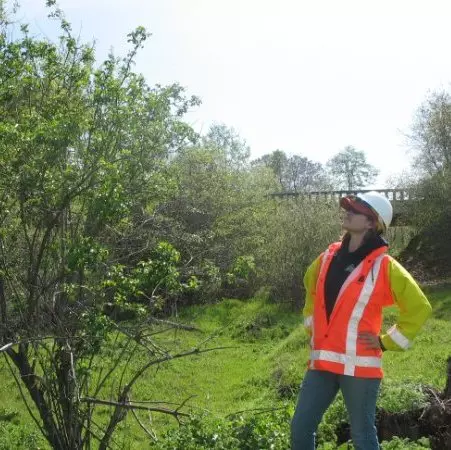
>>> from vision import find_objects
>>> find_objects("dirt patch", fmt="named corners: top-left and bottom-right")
top-left (377, 387), bottom-right (451, 449)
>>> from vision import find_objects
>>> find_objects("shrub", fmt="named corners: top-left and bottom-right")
top-left (155, 408), bottom-right (292, 450)
top-left (378, 380), bottom-right (428, 413)
top-left (380, 436), bottom-right (430, 449)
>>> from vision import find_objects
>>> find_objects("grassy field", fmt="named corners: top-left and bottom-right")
top-left (0, 283), bottom-right (450, 449)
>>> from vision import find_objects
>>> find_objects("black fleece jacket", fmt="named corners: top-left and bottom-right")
top-left (324, 233), bottom-right (388, 321)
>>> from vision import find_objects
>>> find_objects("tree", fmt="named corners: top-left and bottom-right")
top-left (327, 146), bottom-right (379, 190)
top-left (284, 155), bottom-right (331, 192)
top-left (202, 123), bottom-right (250, 170)
top-left (253, 150), bottom-right (330, 192)
top-left (162, 140), bottom-right (280, 303)
top-left (409, 90), bottom-right (451, 176)
top-left (252, 150), bottom-right (288, 187)
top-left (0, 4), bottom-right (208, 449)
top-left (399, 90), bottom-right (451, 278)
top-left (406, 89), bottom-right (451, 230)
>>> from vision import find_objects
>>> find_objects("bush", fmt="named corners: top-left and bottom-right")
top-left (258, 199), bottom-right (339, 307)
top-left (316, 394), bottom-right (348, 447)
top-left (154, 415), bottom-right (239, 450)
top-left (380, 436), bottom-right (430, 449)
top-left (378, 380), bottom-right (428, 413)
top-left (155, 408), bottom-right (292, 450)
top-left (154, 409), bottom-right (432, 450)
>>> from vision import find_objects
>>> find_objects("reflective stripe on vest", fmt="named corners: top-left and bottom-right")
top-left (310, 350), bottom-right (381, 368)
top-left (313, 253), bottom-right (385, 376)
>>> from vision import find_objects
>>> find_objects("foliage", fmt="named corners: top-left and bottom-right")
top-left (0, 7), bottom-right (336, 447)
top-left (409, 90), bottom-right (451, 176)
top-left (378, 380), bottom-right (428, 413)
top-left (161, 138), bottom-right (280, 303)
top-left (326, 145), bottom-right (379, 190)
top-left (0, 3), bottom-right (200, 449)
top-left (202, 123), bottom-right (251, 170)
top-left (228, 255), bottom-right (256, 280)
top-left (165, 138), bottom-right (338, 308)
top-left (316, 394), bottom-right (348, 446)
top-left (253, 150), bottom-right (331, 192)
top-left (380, 437), bottom-right (430, 449)
top-left (225, 255), bottom-right (256, 292)
top-left (257, 198), bottom-right (339, 307)
top-left (101, 241), bottom-right (183, 312)
top-left (253, 149), bottom-right (288, 187)
top-left (283, 154), bottom-right (331, 192)
top-left (154, 408), bottom-right (292, 450)
top-left (407, 169), bottom-right (451, 230)
top-left (401, 89), bottom-right (451, 276)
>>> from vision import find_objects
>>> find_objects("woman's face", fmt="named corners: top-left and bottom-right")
top-left (342, 209), bottom-right (374, 233)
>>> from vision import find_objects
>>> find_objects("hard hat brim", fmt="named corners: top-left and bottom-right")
top-left (339, 196), bottom-right (378, 221)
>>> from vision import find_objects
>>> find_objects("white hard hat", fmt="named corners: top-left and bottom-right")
top-left (356, 191), bottom-right (393, 230)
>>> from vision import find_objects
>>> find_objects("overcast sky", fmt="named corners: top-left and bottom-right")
top-left (17, 0), bottom-right (451, 187)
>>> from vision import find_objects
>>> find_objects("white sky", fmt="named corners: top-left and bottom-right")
top-left (17, 0), bottom-right (451, 187)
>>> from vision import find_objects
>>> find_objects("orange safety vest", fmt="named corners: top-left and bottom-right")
top-left (308, 241), bottom-right (393, 378)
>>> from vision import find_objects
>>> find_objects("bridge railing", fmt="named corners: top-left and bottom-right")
top-left (271, 188), bottom-right (414, 202)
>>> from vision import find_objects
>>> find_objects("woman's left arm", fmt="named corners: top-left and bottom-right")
top-left (379, 257), bottom-right (433, 352)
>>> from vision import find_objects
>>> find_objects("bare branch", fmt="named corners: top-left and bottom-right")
top-left (79, 397), bottom-right (190, 417)
top-left (131, 408), bottom-right (158, 442)
top-left (92, 335), bottom-right (133, 399)
top-left (98, 345), bottom-right (231, 449)
top-left (118, 341), bottom-right (138, 392)
top-left (125, 345), bottom-right (234, 396)
top-left (111, 323), bottom-right (169, 357)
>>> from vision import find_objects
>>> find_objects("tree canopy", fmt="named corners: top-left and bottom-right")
top-left (326, 145), bottom-right (379, 190)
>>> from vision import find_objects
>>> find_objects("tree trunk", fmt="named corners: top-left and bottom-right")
top-left (56, 344), bottom-right (83, 449)
top-left (7, 343), bottom-right (85, 450)
top-left (444, 356), bottom-right (451, 400)
top-left (7, 345), bottom-right (63, 449)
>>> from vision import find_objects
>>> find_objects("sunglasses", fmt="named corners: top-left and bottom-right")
top-left (345, 198), bottom-right (377, 220)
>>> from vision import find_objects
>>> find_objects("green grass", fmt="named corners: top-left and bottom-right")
top-left (0, 285), bottom-right (450, 449)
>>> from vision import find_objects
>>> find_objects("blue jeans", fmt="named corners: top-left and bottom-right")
top-left (291, 369), bottom-right (381, 450)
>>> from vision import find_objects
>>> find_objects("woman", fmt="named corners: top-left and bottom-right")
top-left (291, 191), bottom-right (432, 450)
